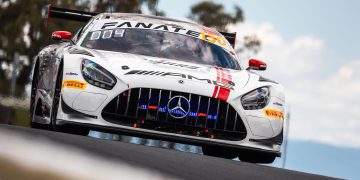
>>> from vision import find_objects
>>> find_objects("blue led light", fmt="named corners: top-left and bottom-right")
top-left (188, 112), bottom-right (197, 117)
top-left (138, 104), bottom-right (218, 120)
top-left (170, 109), bottom-right (186, 115)
top-left (158, 107), bottom-right (167, 112)
top-left (140, 105), bottom-right (147, 109)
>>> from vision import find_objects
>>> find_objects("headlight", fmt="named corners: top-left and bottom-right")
top-left (81, 59), bottom-right (117, 90)
top-left (241, 87), bottom-right (270, 110)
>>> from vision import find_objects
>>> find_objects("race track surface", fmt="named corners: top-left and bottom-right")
top-left (0, 125), bottom-right (335, 180)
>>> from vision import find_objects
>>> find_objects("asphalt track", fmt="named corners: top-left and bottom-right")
top-left (0, 124), bottom-right (335, 180)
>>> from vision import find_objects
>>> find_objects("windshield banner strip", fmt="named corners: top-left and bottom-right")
top-left (93, 19), bottom-right (231, 49)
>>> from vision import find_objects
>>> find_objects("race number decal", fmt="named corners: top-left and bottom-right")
top-left (102, 30), bottom-right (113, 39)
top-left (114, 29), bottom-right (125, 37)
top-left (90, 31), bottom-right (101, 40)
top-left (90, 29), bottom-right (125, 40)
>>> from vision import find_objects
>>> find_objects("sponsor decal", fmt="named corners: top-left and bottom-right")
top-left (124, 70), bottom-right (235, 90)
top-left (65, 72), bottom-right (78, 76)
top-left (145, 59), bottom-right (200, 70)
top-left (273, 102), bottom-right (283, 107)
top-left (200, 31), bottom-right (226, 46)
top-left (264, 108), bottom-right (284, 120)
top-left (62, 80), bottom-right (87, 90)
top-left (97, 20), bottom-right (229, 48)
top-left (121, 65), bottom-right (130, 70)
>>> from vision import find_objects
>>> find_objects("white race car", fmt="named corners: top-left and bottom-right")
top-left (30, 5), bottom-right (286, 163)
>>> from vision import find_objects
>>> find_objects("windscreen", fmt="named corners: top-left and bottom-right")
top-left (81, 28), bottom-right (241, 70)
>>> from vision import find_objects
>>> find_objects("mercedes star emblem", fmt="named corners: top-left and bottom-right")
top-left (167, 96), bottom-right (190, 119)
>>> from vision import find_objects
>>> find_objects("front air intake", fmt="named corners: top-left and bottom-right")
top-left (102, 88), bottom-right (247, 141)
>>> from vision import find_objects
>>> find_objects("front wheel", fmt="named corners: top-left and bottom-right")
top-left (55, 124), bottom-right (90, 136)
top-left (202, 145), bottom-right (238, 159)
top-left (30, 61), bottom-right (51, 130)
top-left (238, 151), bottom-right (276, 164)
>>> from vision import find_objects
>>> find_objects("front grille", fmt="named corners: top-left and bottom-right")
top-left (102, 88), bottom-right (247, 141)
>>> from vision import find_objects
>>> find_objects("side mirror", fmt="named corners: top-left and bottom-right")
top-left (248, 59), bottom-right (267, 71)
top-left (51, 31), bottom-right (72, 41)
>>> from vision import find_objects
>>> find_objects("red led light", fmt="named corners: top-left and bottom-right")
top-left (210, 134), bottom-right (215, 139)
top-left (133, 123), bottom-right (137, 128)
top-left (198, 113), bottom-right (207, 117)
top-left (148, 106), bottom-right (158, 109)
top-left (141, 120), bottom-right (145, 124)
top-left (205, 129), bottom-right (209, 133)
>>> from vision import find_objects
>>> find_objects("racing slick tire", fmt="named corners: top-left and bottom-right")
top-left (202, 145), bottom-right (238, 159)
top-left (29, 61), bottom-right (51, 130)
top-left (238, 151), bottom-right (276, 164)
top-left (49, 64), bottom-right (89, 136)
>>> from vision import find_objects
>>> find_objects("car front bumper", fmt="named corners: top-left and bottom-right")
top-left (56, 118), bottom-right (281, 157)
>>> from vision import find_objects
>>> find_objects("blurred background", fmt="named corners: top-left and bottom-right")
top-left (0, 0), bottom-right (359, 179)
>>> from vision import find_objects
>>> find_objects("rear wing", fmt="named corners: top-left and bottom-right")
top-left (43, 4), bottom-right (98, 26)
top-left (220, 32), bottom-right (237, 48)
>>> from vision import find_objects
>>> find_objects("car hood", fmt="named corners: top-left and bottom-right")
top-left (89, 50), bottom-right (250, 101)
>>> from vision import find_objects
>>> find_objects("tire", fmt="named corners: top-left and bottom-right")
top-left (50, 64), bottom-right (89, 136)
top-left (55, 125), bottom-right (90, 136)
top-left (30, 62), bottom-right (50, 130)
top-left (238, 151), bottom-right (276, 164)
top-left (30, 121), bottom-right (50, 129)
top-left (49, 65), bottom-right (63, 130)
top-left (202, 145), bottom-right (238, 159)
top-left (29, 62), bottom-right (39, 126)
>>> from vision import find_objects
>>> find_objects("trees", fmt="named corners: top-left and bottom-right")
top-left (0, 0), bottom-right (162, 96)
top-left (189, 1), bottom-right (261, 59)
top-left (95, 0), bottom-right (164, 16)
top-left (0, 0), bottom-right (90, 96)
top-left (237, 35), bottom-right (262, 60)
top-left (189, 1), bottom-right (243, 31)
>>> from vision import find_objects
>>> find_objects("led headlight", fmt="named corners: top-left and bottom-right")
top-left (81, 59), bottom-right (117, 90)
top-left (241, 87), bottom-right (270, 110)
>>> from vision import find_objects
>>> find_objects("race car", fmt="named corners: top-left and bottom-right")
top-left (30, 5), bottom-right (286, 163)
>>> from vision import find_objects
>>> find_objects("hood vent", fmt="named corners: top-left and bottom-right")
top-left (68, 47), bottom-right (94, 57)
